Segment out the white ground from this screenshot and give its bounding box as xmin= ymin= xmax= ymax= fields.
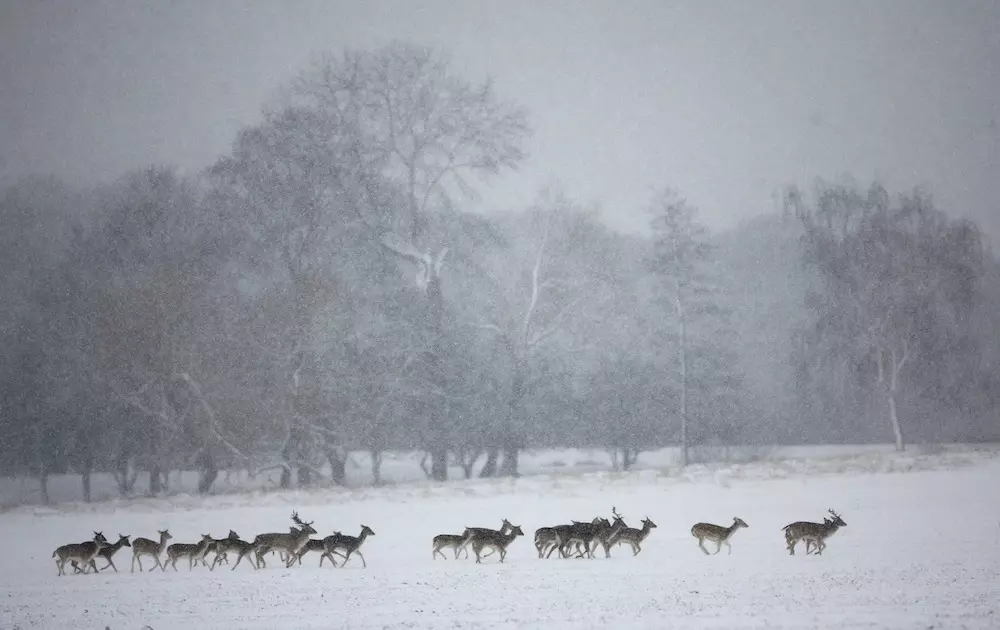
xmin=2 ymin=448 xmax=999 ymax=630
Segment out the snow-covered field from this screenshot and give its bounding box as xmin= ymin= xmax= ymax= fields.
xmin=3 ymin=448 xmax=999 ymax=630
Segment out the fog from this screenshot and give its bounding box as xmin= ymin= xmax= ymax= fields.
xmin=1 ymin=5 xmax=998 ymax=503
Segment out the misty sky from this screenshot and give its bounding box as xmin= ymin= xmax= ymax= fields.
xmin=2 ymin=0 xmax=998 ymax=241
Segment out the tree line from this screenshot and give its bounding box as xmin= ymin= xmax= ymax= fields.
xmin=2 ymin=42 xmax=997 ymax=502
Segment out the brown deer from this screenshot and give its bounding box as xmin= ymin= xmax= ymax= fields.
xmin=456 ymin=518 xmax=513 ymax=557
xmin=53 ymin=533 xmax=109 ymax=576
xmin=467 ymin=524 xmax=524 ymax=563
xmin=204 ymin=530 xmax=240 ymax=568
xmin=289 ymin=532 xmax=342 ymax=567
xmin=252 ymin=512 xmax=317 ymax=568
xmin=432 ymin=532 xmax=471 ymax=560
xmin=691 ymin=517 xmax=750 ymax=555
xmin=610 ymin=517 xmax=657 ymax=556
xmin=164 ymin=534 xmax=214 ymax=571
xmin=211 ymin=535 xmax=258 ymax=571
xmin=783 ymin=510 xmax=847 ymax=555
xmin=131 ymin=529 xmax=172 ymax=572
xmin=73 ymin=533 xmax=131 ymax=573
xmin=321 ymin=525 xmax=375 ymax=568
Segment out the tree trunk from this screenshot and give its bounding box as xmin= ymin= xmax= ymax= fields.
xmin=298 ymin=465 xmax=313 ymax=487
xmin=371 ymin=450 xmax=383 ymax=486
xmin=327 ymin=450 xmax=346 ymax=486
xmin=676 ymin=293 xmax=689 ymax=468
xmin=150 ymin=462 xmax=163 ymax=496
xmin=279 ymin=466 xmax=292 ymax=489
xmin=81 ymin=469 xmax=92 ymax=503
xmin=39 ymin=470 xmax=50 ymax=505
xmin=425 ymin=274 xmax=449 ymax=482
xmin=499 ymin=438 xmax=520 ymax=478
xmin=479 ymin=448 xmax=500 ymax=477
xmin=498 ymin=362 xmax=526 ymax=478
xmin=197 ymin=449 xmax=218 ymax=494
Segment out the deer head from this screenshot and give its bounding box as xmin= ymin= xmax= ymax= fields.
xmin=291 ymin=511 xmax=316 ymax=534
xmin=827 ymin=509 xmax=846 ymax=527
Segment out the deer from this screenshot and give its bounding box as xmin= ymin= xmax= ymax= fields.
xmin=131 ymin=529 xmax=172 ymax=573
xmin=783 ymin=510 xmax=847 ymax=555
xmin=211 ymin=535 xmax=258 ymax=571
xmin=433 ymin=532 xmax=471 ymax=560
xmin=533 ymin=527 xmax=561 ymax=558
xmin=164 ymin=534 xmax=214 ymax=571
xmin=252 ymin=512 xmax=316 ymax=568
xmin=73 ymin=533 xmax=131 ymax=573
xmin=53 ymin=533 xmax=109 ymax=576
xmin=60 ymin=531 xmax=107 ymax=574
xmin=592 ymin=507 xmax=630 ymax=558
xmin=691 ymin=517 xmax=750 ymax=555
xmin=321 ymin=525 xmax=375 ymax=568
xmin=456 ymin=518 xmax=513 ymax=556
xmin=467 ymin=524 xmax=524 ymax=563
xmin=557 ymin=517 xmax=614 ymax=559
xmin=204 ymin=530 xmax=240 ymax=568
xmin=289 ymin=532 xmax=341 ymax=567
xmin=610 ymin=517 xmax=657 ymax=556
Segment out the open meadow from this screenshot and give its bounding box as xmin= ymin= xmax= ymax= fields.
xmin=2 ymin=446 xmax=999 ymax=630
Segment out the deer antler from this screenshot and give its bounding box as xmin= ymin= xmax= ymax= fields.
xmin=291 ymin=511 xmax=306 ymax=527
xmin=612 ymin=506 xmax=623 ymax=520
xmin=828 ymin=509 xmax=841 ymax=518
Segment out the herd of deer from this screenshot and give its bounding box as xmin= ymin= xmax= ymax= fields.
xmin=50 ymin=508 xmax=847 ymax=576
xmin=52 ymin=512 xmax=375 ymax=576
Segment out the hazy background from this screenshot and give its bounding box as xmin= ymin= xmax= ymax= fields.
xmin=2 ymin=0 xmax=998 ymax=239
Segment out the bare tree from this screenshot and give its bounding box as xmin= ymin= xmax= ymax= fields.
xmin=791 ymin=181 xmax=985 ymax=450
xmin=288 ymin=42 xmax=530 ymax=481
xmin=648 ymin=190 xmax=714 ymax=467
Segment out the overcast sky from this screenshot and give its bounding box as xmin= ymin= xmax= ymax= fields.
xmin=2 ymin=0 xmax=998 ymax=241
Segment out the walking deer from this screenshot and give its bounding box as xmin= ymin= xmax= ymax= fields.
xmin=432 ymin=532 xmax=471 ymax=560
xmin=211 ymin=535 xmax=258 ymax=571
xmin=609 ymin=517 xmax=657 ymax=556
xmin=467 ymin=524 xmax=524 ymax=563
xmin=131 ymin=529 xmax=172 ymax=573
xmin=164 ymin=534 xmax=214 ymax=571
xmin=73 ymin=533 xmax=131 ymax=573
xmin=321 ymin=525 xmax=375 ymax=568
xmin=252 ymin=512 xmax=316 ymax=568
xmin=53 ymin=533 xmax=109 ymax=576
xmin=783 ymin=510 xmax=847 ymax=555
xmin=691 ymin=517 xmax=750 ymax=555
xmin=456 ymin=518 xmax=513 ymax=556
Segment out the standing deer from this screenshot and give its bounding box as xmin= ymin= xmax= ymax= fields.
xmin=73 ymin=533 xmax=131 ymax=573
xmin=164 ymin=534 xmax=214 ymax=571
xmin=53 ymin=534 xmax=109 ymax=576
xmin=131 ymin=529 xmax=172 ymax=573
xmin=467 ymin=525 xmax=524 ymax=563
xmin=321 ymin=525 xmax=375 ymax=568
xmin=783 ymin=510 xmax=847 ymax=555
xmin=252 ymin=512 xmax=316 ymax=568
xmin=610 ymin=517 xmax=657 ymax=556
xmin=593 ymin=508 xmax=630 ymax=558
xmin=691 ymin=517 xmax=750 ymax=555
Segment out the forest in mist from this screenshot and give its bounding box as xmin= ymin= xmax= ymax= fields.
xmin=2 ymin=43 xmax=998 ymax=502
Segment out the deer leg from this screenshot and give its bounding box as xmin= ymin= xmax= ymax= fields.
xmin=697 ymin=538 xmax=710 ymax=555
xmin=725 ymin=540 xmax=732 ymax=555
xmin=714 ymin=540 xmax=722 ymax=555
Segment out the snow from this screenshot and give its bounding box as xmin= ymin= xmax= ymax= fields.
xmin=3 ymin=448 xmax=999 ymax=629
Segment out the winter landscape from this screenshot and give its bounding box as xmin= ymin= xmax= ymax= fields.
xmin=3 ymin=3 xmax=1000 ymax=629
xmin=3 ymin=446 xmax=1000 ymax=629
